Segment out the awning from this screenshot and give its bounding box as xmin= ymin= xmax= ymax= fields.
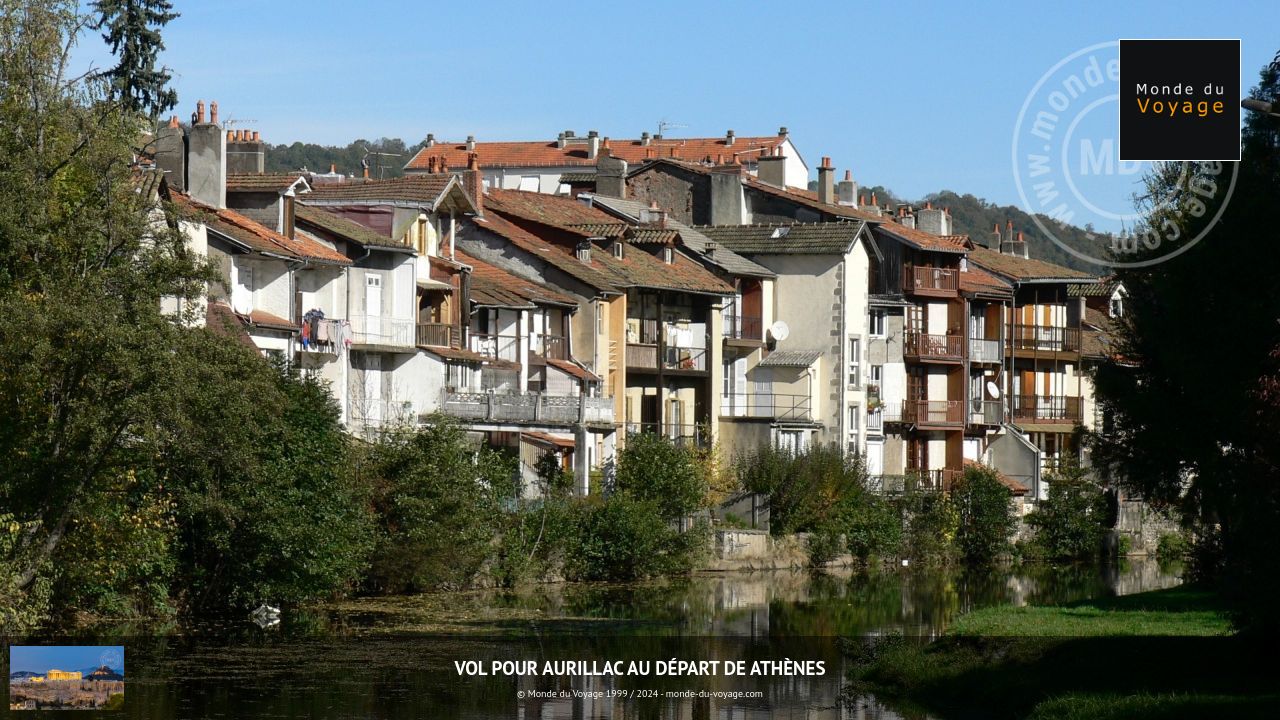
xmin=417 ymin=277 xmax=453 ymax=291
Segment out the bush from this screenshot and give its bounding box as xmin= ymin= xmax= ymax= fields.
xmin=565 ymin=497 xmax=705 ymax=582
xmin=951 ymin=466 xmax=1016 ymax=564
xmin=736 ymin=443 xmax=867 ymax=535
xmin=846 ymin=495 xmax=903 ymax=562
xmin=615 ymin=433 xmax=707 ymax=521
xmin=1026 ymin=466 xmax=1109 ymax=561
xmin=360 ymin=416 xmax=516 ymax=593
xmin=900 ymin=490 xmax=958 ymax=564
xmin=1156 ymin=531 xmax=1191 ymax=565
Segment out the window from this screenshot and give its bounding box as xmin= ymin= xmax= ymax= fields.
xmin=848 ymin=337 xmax=861 ymax=387
xmin=848 ymin=405 xmax=861 ymax=453
xmin=518 ymin=175 xmax=540 ymax=192
xmin=870 ymin=364 xmax=883 ymax=386
xmin=869 ymin=309 xmax=886 ymax=337
xmin=662 ymin=247 xmax=674 ymax=264
xmin=1110 ymin=296 xmax=1124 ymax=318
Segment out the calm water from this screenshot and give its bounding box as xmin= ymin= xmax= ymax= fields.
xmin=19 ymin=560 xmax=1181 ymax=719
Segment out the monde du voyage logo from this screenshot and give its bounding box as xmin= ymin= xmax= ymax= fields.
xmin=1120 ymin=39 xmax=1241 ymax=161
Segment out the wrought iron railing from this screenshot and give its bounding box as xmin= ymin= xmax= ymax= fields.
xmin=720 ymin=393 xmax=812 ymax=421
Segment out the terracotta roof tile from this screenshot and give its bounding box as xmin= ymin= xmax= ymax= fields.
xmin=304 ymin=175 xmax=456 ymax=205
xmin=295 ymin=205 xmax=408 ymax=250
xmin=227 ymin=173 xmax=307 ymax=193
xmin=172 ymin=192 xmax=350 ymax=265
xmin=872 ymin=221 xmax=970 ymax=254
xmin=547 ymin=358 xmax=600 ymax=382
xmin=406 ymin=134 xmax=788 ymax=171
xmin=246 ymin=309 xmax=297 ymax=331
xmin=696 ymin=222 xmax=865 ymax=254
xmin=486 ymin=189 xmax=629 ymax=237
xmin=960 ymin=265 xmax=1013 ymax=297
xmin=205 ymin=301 xmax=258 ymax=351
xmin=466 ymin=213 xmax=622 ymax=293
xmin=455 ymin=249 xmax=577 ymax=308
xmin=967 ymin=246 xmax=1095 ymax=281
xmin=964 ymin=460 xmax=1028 ymax=496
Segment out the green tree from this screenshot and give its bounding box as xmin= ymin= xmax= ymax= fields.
xmin=92 ymin=0 xmax=179 ymax=117
xmin=615 ymin=433 xmax=707 ymax=521
xmin=1026 ymin=467 xmax=1108 ymax=561
xmin=951 ymin=465 xmax=1016 ymax=564
xmin=1092 ymin=50 xmax=1280 ymax=632
xmin=359 ymin=417 xmax=517 ymax=593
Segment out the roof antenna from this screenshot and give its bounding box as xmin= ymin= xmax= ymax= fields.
xmin=656 ymin=118 xmax=686 ymax=139
xmin=359 ymin=145 xmax=402 ymax=180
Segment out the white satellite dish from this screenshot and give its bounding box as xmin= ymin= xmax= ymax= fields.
xmin=986 ymin=381 xmax=1002 ymax=399
xmin=768 ymin=320 xmax=790 ymax=342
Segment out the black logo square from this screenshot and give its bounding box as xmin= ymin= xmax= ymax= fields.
xmin=1120 ymin=39 xmax=1240 ymax=161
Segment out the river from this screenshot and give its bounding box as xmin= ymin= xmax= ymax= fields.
xmin=59 ymin=560 xmax=1181 ymax=719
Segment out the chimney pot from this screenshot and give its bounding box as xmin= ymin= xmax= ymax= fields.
xmin=426 ymin=133 xmax=435 ymax=147
xmin=466 ymin=135 xmax=476 ymax=151
xmin=587 ymin=130 xmax=598 ymax=138
xmin=778 ymin=126 xmax=788 ymax=136
xmin=252 ymin=130 xmax=259 ymax=142
xmin=330 ymin=163 xmax=336 ymax=173
xmin=168 ymin=115 xmax=180 ymax=129
xmin=209 ymin=101 xmax=218 ymax=125
xmin=195 ymin=100 xmax=205 ymax=124
xmin=725 ymin=129 xmax=735 ymax=146
xmin=844 ymin=170 xmax=852 ymax=181
xmin=226 ymin=130 xmax=235 ymax=142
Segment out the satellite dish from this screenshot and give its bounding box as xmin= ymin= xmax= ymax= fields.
xmin=768 ymin=320 xmax=790 ymax=342
xmin=986 ymin=381 xmax=1002 ymax=399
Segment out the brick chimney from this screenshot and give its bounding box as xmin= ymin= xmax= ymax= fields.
xmin=757 ymin=146 xmax=787 ymax=187
xmin=816 ymin=156 xmax=835 ymax=204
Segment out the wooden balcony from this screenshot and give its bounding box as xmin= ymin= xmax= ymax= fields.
xmin=625 ymin=342 xmax=708 ymax=373
xmin=415 ymin=322 xmax=457 ymax=348
xmin=903 ymin=266 xmax=958 ymax=297
xmin=904 ymin=332 xmax=964 ymax=363
xmin=1008 ymin=325 xmax=1081 ymax=356
xmin=893 ymin=399 xmax=965 ymax=428
xmin=528 ymin=334 xmax=568 ymax=364
xmin=1010 ymin=395 xmax=1082 ymax=424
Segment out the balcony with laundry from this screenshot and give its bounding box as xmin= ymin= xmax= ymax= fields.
xmin=625 ymin=291 xmax=712 ymax=375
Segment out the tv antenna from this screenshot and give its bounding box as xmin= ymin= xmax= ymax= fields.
xmin=360 ymin=145 xmax=403 ymax=180
xmin=656 ymin=118 xmax=686 ymax=137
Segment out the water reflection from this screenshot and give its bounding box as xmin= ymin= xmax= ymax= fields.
xmin=25 ymin=560 xmax=1181 ymax=719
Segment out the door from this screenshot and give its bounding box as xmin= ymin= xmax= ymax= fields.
xmin=364 ymin=353 xmax=382 ymax=425
xmin=365 ymin=274 xmax=383 ymax=339
xmin=866 ymin=440 xmax=884 ymax=477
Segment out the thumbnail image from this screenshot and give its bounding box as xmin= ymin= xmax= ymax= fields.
xmin=8 ymin=646 xmax=124 ymax=711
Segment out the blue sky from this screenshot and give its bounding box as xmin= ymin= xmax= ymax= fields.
xmin=70 ymin=0 xmax=1279 ymax=225
xmin=9 ymin=645 xmax=124 ymax=674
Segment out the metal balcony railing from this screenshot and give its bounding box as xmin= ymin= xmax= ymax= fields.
xmin=1010 ymin=395 xmax=1082 ymax=423
xmin=625 ymin=422 xmax=709 ymax=448
xmin=1008 ymin=325 xmax=1081 ymax=353
xmin=469 ymin=333 xmax=521 ymax=363
xmin=723 ymin=314 xmax=764 ymax=341
xmin=899 ymin=399 xmax=965 ymax=426
xmin=441 ymin=391 xmax=614 ymax=425
xmin=969 ymin=337 xmax=1002 ymax=363
xmin=348 ymin=315 xmax=416 ymax=347
xmin=969 ymin=399 xmax=1005 ymax=426
xmin=720 ymin=393 xmax=812 ymax=422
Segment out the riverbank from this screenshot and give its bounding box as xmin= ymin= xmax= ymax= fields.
xmin=851 ymin=585 xmax=1279 ymax=719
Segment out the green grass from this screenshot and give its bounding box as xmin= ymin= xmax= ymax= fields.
xmin=851 ymin=585 xmax=1277 ymax=720
xmin=950 ymin=586 xmax=1231 ymax=637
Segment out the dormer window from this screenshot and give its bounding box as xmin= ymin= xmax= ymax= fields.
xmin=576 ymin=241 xmax=592 ymax=264
xmin=613 ymin=242 xmax=624 ymax=259
xmin=663 ymin=247 xmax=674 ymax=264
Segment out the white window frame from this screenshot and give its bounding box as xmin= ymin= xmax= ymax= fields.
xmin=848 ymin=337 xmax=861 ymax=388
xmin=869 ymin=309 xmax=886 ymax=337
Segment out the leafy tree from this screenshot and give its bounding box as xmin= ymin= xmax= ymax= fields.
xmin=951 ymin=465 xmax=1016 ymax=564
xmin=1092 ymin=50 xmax=1280 ymax=632
xmin=92 ymin=0 xmax=179 ymax=117
xmin=564 ymin=497 xmax=702 ymax=582
xmin=359 ymin=416 xmax=517 ymax=593
xmin=615 ymin=433 xmax=707 ymax=521
xmin=736 ymin=443 xmax=867 ymax=535
xmin=1026 ymin=467 xmax=1109 ymax=561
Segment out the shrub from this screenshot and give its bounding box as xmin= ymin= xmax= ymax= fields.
xmin=736 ymin=443 xmax=867 ymax=535
xmin=1156 ymin=531 xmax=1191 ymax=565
xmin=846 ymin=495 xmax=903 ymax=562
xmin=360 ymin=416 xmax=517 ymax=593
xmin=565 ymin=497 xmax=704 ymax=582
xmin=900 ymin=490 xmax=958 ymax=564
xmin=951 ymin=466 xmax=1016 ymax=564
xmin=615 ymin=433 xmax=707 ymax=521
xmin=1026 ymin=466 xmax=1109 ymax=561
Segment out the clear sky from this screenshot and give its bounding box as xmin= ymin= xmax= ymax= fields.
xmin=69 ymin=0 xmax=1279 ymax=224
xmin=9 ymin=645 xmax=124 ymax=674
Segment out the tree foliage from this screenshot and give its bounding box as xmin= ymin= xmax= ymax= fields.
xmin=1025 ymin=467 xmax=1109 ymax=561
xmin=615 ymin=433 xmax=707 ymax=521
xmin=92 ymin=0 xmax=179 ymax=117
xmin=1092 ymin=50 xmax=1280 ymax=633
xmin=951 ymin=466 xmax=1016 ymax=564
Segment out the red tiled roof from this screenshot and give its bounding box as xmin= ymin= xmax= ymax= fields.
xmin=547 ymin=358 xmax=600 ymax=383
xmin=873 ymin=221 xmax=970 ymax=254
xmin=172 ymin=192 xmax=350 ymax=265
xmin=406 ymin=134 xmax=789 ymax=170
xmin=483 ymin=191 xmax=732 ymax=295
xmin=245 ymin=309 xmax=297 ymax=331
xmin=967 ymin=246 xmax=1095 ymax=282
xmin=303 ymin=175 xmax=458 ymax=205
xmin=205 ymin=301 xmax=258 ymax=351
xmin=486 ymin=189 xmax=629 ymax=237
xmin=227 ymin=173 xmax=307 ymax=193
xmin=960 ymin=265 xmax=1013 ymax=297
xmin=468 ymin=213 xmax=622 ymax=293
xmin=455 ymin=249 xmax=578 ymax=308
xmin=421 ymin=345 xmax=490 ymax=364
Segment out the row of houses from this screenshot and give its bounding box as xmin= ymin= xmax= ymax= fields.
xmin=149 ymin=103 xmax=1123 ymax=500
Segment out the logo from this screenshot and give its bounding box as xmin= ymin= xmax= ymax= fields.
xmin=1012 ymin=41 xmax=1237 ymax=268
